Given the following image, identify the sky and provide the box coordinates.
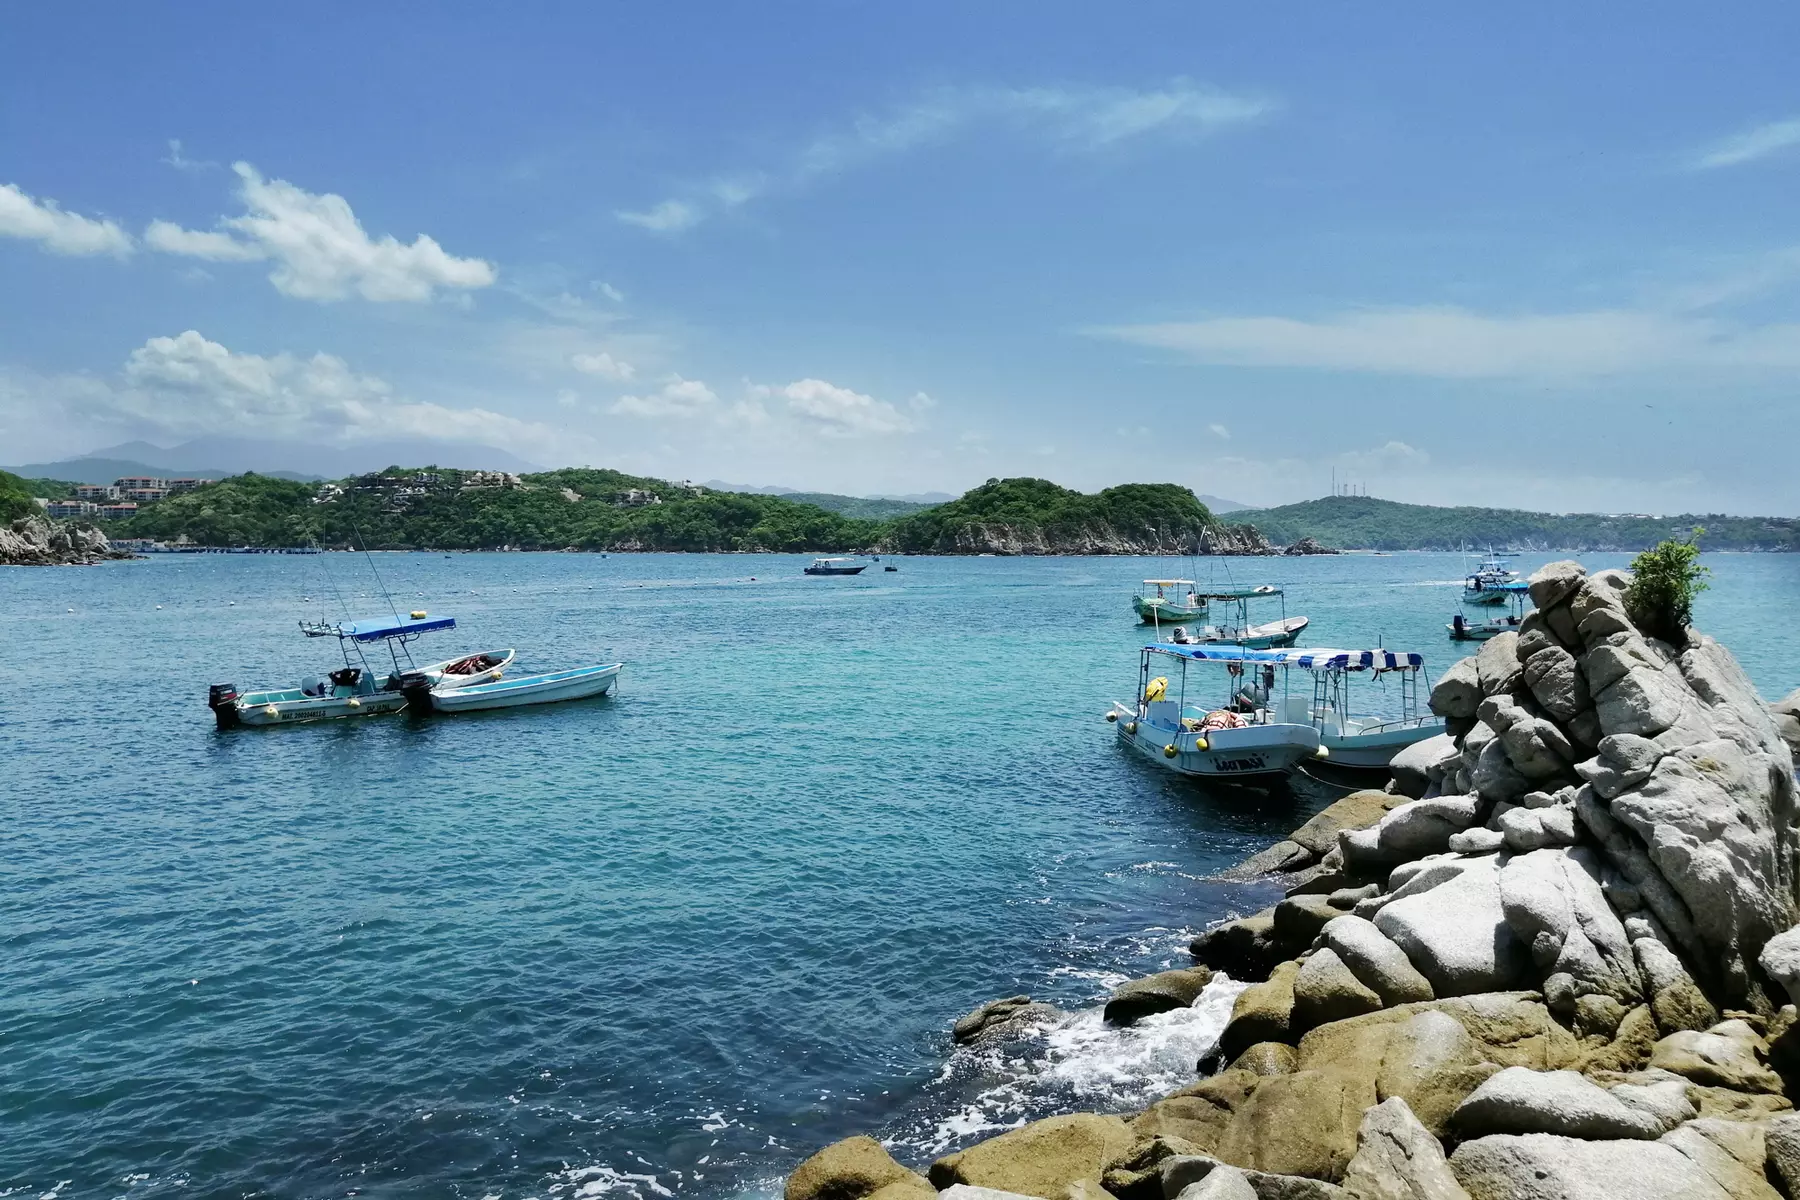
[2,3,1798,513]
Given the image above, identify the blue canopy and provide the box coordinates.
[1146,644,1424,670]
[1496,581,1531,594]
[301,614,456,641]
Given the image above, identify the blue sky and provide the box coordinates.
[3,3,1798,512]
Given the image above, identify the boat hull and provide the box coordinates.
[1110,703,1320,778]
[1462,588,1509,605]
[1179,615,1310,650]
[804,566,867,575]
[231,686,408,726]
[1320,717,1447,769]
[1134,597,1208,624]
[416,663,622,712]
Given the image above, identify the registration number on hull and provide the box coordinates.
[1211,755,1268,773]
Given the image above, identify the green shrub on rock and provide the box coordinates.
[1622,527,1710,645]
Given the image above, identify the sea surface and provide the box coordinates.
[5,551,1797,1200]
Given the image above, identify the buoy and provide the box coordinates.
[155,605,162,610]
[410,610,427,619]
[346,697,361,708]
[1163,744,1178,758]
[1104,711,1117,722]
[67,607,74,613]
[1195,737,1209,751]
[264,705,279,717]
[1315,745,1330,759]
[1124,721,1137,735]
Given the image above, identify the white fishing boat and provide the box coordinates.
[1287,647,1445,768]
[804,557,868,576]
[1463,551,1521,605]
[404,662,621,713]
[1133,579,1208,625]
[1449,581,1531,641]
[209,612,479,727]
[1106,643,1323,780]
[1160,586,1309,649]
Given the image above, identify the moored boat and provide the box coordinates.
[1133,579,1208,625]
[804,556,868,576]
[1449,581,1531,640]
[1286,647,1445,768]
[1106,643,1323,780]
[1463,551,1521,605]
[403,662,621,712]
[1160,586,1309,649]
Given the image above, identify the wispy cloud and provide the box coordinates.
[0,183,133,257]
[1693,117,1800,169]
[617,79,1272,234]
[1097,305,1800,379]
[752,378,916,436]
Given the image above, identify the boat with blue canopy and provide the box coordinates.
[1450,581,1531,641]
[1463,551,1521,605]
[1157,585,1308,649]
[208,610,512,728]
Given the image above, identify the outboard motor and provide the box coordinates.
[397,669,437,713]
[208,683,241,729]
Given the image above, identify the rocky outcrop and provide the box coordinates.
[1108,968,1216,1025]
[953,995,1060,1044]
[787,1137,935,1200]
[782,557,1800,1200]
[1282,538,1341,557]
[895,520,1282,557]
[0,515,132,565]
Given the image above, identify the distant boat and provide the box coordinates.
[1133,579,1208,625]
[884,565,897,572]
[1161,586,1309,649]
[403,663,621,712]
[1463,551,1520,605]
[804,556,867,576]
[1450,581,1531,641]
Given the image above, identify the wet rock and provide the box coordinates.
[1449,1067,1669,1140]
[1220,961,1301,1063]
[1192,910,1286,982]
[1275,894,1347,947]
[1292,949,1385,1032]
[953,996,1058,1044]
[1105,1135,1211,1200]
[1230,840,1319,879]
[787,1136,930,1200]
[1108,968,1216,1025]
[1339,1097,1467,1200]
[1291,792,1407,858]
[1321,915,1434,1007]
[928,1113,1136,1199]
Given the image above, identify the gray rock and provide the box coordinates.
[1498,847,1643,1008]
[1605,1077,1695,1133]
[1173,1169,1257,1200]
[1632,936,1718,1034]
[1429,659,1481,721]
[939,1188,1043,1200]
[1449,1133,1739,1200]
[1528,559,1588,613]
[1230,839,1320,879]
[1107,967,1216,1025]
[1339,1097,1467,1200]
[1497,804,1579,852]
[1522,645,1591,723]
[1292,949,1384,1030]
[1390,734,1460,801]
[1163,1158,1349,1200]
[1375,853,1532,997]
[1291,792,1406,857]
[1469,739,1533,806]
[1323,916,1434,1006]
[1479,693,1575,781]
[1450,1067,1667,1139]
[1648,1020,1784,1093]
[1388,857,1472,900]
[1341,797,1479,874]
[1447,827,1505,854]
[1474,634,1522,698]
[1760,923,1800,1007]
[1657,1122,1783,1200]
[1765,1113,1800,1199]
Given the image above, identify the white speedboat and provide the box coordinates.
[804,557,867,576]
[1449,582,1531,641]
[1106,643,1322,780]
[1285,647,1445,768]
[1462,552,1520,605]
[404,662,622,713]
[1161,586,1309,649]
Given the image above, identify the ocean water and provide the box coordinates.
[5,550,1796,1200]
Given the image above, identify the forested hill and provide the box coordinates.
[882,478,1263,554]
[1239,495,1800,552]
[112,468,885,552]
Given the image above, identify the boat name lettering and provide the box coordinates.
[1215,755,1267,773]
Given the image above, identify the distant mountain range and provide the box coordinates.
[12,437,541,485]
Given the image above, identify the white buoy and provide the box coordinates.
[155,605,163,610]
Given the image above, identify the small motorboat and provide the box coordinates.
[1287,647,1445,768]
[209,611,474,728]
[402,662,622,713]
[1106,643,1323,780]
[1133,579,1208,625]
[1449,582,1531,641]
[804,556,867,576]
[884,565,897,572]
[1159,587,1309,649]
[1463,551,1521,605]
[418,649,514,686]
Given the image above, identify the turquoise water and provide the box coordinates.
[5,551,1796,1200]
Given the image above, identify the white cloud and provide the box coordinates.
[594,280,626,303]
[0,183,133,257]
[570,350,636,381]
[146,162,496,302]
[610,375,723,419]
[618,78,1269,232]
[761,378,915,436]
[615,199,701,234]
[1098,305,1800,379]
[144,219,265,261]
[1693,117,1800,169]
[1208,423,1230,439]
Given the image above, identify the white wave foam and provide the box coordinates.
[558,1164,677,1200]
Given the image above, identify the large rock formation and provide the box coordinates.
[0,515,132,565]
[783,558,1800,1200]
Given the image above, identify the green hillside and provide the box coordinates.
[775,492,932,520]
[1239,495,1800,552]
[0,469,39,522]
[885,477,1215,552]
[115,468,883,552]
